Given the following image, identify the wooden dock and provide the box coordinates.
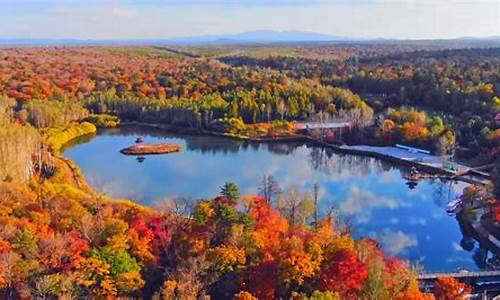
[418,270,500,281]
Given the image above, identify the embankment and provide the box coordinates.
[44,122,97,153]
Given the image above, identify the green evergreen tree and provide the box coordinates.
[220,182,240,201]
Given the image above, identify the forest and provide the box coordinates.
[0,43,497,298]
[219,46,499,163]
[1,45,497,161]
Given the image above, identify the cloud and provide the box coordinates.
[408,217,427,226]
[452,242,468,252]
[339,186,397,223]
[379,171,399,183]
[376,0,498,3]
[120,0,361,6]
[379,230,418,255]
[389,218,399,224]
[445,256,473,264]
[1,0,498,39]
[49,6,76,14]
[111,8,137,17]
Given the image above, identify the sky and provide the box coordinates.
[0,0,499,40]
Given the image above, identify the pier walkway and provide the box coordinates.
[418,270,500,281]
[296,122,351,130]
[339,144,490,185]
[418,270,500,297]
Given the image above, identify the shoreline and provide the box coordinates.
[119,121,308,143]
[120,121,486,184]
[56,121,491,276]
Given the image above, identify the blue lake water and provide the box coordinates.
[64,125,486,272]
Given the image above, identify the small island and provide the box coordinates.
[120,143,182,155]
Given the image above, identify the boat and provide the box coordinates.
[446,197,463,215]
[404,173,423,181]
[404,166,422,181]
[135,137,144,143]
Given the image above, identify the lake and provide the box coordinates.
[64,125,486,272]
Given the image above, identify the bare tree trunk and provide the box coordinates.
[313,183,319,230]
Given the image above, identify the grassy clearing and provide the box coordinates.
[99,46,182,59]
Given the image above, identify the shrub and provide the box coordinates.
[211,117,248,136]
[85,114,120,128]
[88,246,141,277]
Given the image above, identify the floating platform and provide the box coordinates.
[403,173,440,182]
[120,143,182,155]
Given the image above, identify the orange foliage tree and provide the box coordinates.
[433,276,471,300]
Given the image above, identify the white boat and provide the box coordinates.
[446,197,463,215]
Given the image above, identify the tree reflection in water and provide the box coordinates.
[431,179,455,207]
[457,214,500,271]
[406,181,418,189]
[307,146,389,177]
[65,125,484,272]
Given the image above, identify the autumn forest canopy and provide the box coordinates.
[1,45,498,160]
[0,42,498,299]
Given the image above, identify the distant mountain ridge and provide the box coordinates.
[0,31,348,46]
[164,30,350,44]
[0,31,499,46]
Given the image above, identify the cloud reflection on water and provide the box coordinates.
[340,186,398,224]
[64,126,475,272]
[379,230,418,256]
